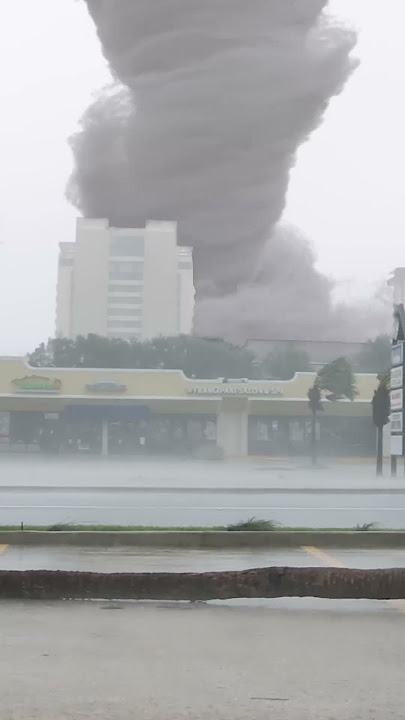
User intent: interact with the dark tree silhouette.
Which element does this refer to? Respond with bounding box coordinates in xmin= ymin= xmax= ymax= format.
xmin=308 ymin=358 xmax=357 ymax=465
xmin=307 ymin=384 xmax=323 ymax=466
xmin=263 ymin=344 xmax=310 ymax=380
xmin=372 ymin=373 xmax=390 ymax=477
xmin=355 ymin=335 xmax=391 ymax=374
xmin=28 ymin=334 xmax=257 ymax=379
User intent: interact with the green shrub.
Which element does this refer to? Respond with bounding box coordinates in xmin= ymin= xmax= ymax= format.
xmin=227 ymin=517 xmax=279 ymax=532
xmin=354 ymin=522 xmax=379 ymax=532
xmin=47 ymin=522 xmax=73 ymax=532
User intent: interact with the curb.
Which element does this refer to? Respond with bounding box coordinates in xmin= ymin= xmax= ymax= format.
xmin=1 ymin=531 xmax=405 ymax=549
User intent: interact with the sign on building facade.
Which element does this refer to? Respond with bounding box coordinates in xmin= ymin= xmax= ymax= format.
xmin=390 ymin=306 xmax=405 ymax=456
xmin=12 ymin=376 xmax=62 ymax=394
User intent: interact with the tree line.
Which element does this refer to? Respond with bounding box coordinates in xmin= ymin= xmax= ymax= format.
xmin=28 ymin=333 xmax=391 ymax=379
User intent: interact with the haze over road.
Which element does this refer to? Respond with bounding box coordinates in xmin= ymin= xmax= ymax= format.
xmin=0 ymin=456 xmax=403 ymax=528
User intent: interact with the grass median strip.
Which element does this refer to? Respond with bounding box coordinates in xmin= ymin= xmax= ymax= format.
xmin=0 ymin=524 xmax=404 ymax=532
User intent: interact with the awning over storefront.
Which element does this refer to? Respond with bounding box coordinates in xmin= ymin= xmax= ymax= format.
xmin=63 ymin=405 xmax=151 ymax=421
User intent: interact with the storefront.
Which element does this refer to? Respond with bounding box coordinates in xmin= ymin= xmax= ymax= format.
xmin=248 ymin=414 xmax=376 ymax=458
xmin=0 ymin=358 xmax=378 ymax=458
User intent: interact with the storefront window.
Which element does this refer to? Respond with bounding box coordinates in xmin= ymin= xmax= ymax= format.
xmin=256 ymin=421 xmax=269 ymax=442
xmin=204 ymin=420 xmax=217 ymax=441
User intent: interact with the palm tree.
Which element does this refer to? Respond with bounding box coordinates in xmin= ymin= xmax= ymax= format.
xmin=372 ymin=372 xmax=390 ymax=477
xmin=316 ymin=357 xmax=357 ymax=402
xmin=308 ymin=358 xmax=357 ymax=465
xmin=307 ymin=384 xmax=323 ymax=465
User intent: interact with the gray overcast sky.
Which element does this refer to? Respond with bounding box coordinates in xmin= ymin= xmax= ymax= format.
xmin=0 ymin=0 xmax=403 ymax=354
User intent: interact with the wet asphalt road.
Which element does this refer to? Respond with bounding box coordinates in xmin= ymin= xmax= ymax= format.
xmin=1 ymin=458 xmax=405 ymax=720
xmin=2 ymin=597 xmax=405 ymax=720
xmin=0 ymin=455 xmax=404 ymax=528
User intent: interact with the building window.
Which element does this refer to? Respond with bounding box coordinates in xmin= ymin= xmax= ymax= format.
xmin=109 ymin=259 xmax=144 ymax=280
xmin=109 ymin=235 xmax=144 ymax=257
xmin=108 ymin=296 xmax=143 ymax=305
xmin=108 ymin=270 xmax=143 ymax=280
xmin=107 ymin=320 xmax=143 ymax=329
xmin=109 ymin=271 xmax=144 ymax=281
xmin=108 ymin=283 xmax=143 ymax=293
xmin=107 ymin=332 xmax=142 ymax=341
xmin=108 ymin=308 xmax=142 ymax=317
xmin=109 ymin=260 xmax=143 ymax=271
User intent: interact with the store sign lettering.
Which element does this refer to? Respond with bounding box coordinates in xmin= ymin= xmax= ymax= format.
xmin=390 ymin=388 xmax=403 ymax=411
xmin=391 ymin=434 xmax=403 ymax=456
xmin=86 ymin=381 xmax=127 ymax=393
xmin=391 ymin=411 xmax=403 ymax=433
xmin=391 ymin=366 xmax=403 ymax=390
xmin=187 ymin=386 xmax=284 ymax=397
xmin=12 ymin=376 xmax=62 ymax=393
xmin=392 ymin=344 xmax=403 ymax=367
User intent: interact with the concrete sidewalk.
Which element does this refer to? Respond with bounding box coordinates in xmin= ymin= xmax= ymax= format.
xmin=1 ymin=599 xmax=404 ymax=719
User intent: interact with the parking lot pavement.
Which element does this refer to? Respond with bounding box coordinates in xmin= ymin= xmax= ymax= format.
xmin=0 ymin=545 xmax=309 ymax=573
xmin=1 ymin=543 xmax=405 ymax=719
xmin=1 ymin=543 xmax=405 ymax=574
xmin=0 ymin=598 xmax=405 ymax=720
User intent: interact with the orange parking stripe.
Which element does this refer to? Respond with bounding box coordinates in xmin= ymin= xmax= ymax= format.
xmin=302 ymin=545 xmax=405 ymax=614
xmin=301 ymin=545 xmax=346 ymax=568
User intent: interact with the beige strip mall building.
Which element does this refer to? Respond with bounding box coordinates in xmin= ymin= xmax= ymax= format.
xmin=0 ymin=357 xmax=378 ymax=458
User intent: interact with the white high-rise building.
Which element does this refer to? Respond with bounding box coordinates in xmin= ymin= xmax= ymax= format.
xmin=388 ymin=267 xmax=405 ymax=308
xmin=56 ymin=219 xmax=194 ymax=341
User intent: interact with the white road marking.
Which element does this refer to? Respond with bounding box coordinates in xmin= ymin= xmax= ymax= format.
xmin=0 ymin=505 xmax=403 ymax=511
